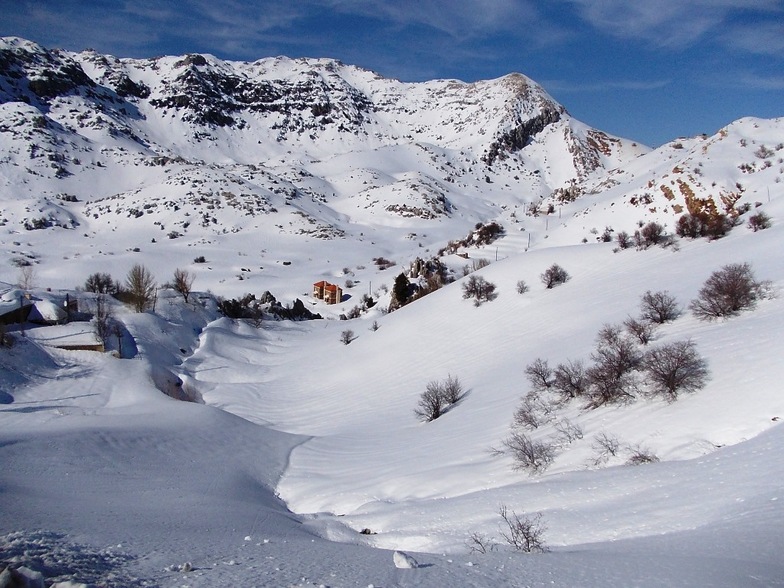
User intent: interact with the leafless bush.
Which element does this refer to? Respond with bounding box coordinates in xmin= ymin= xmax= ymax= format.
xmin=373 ymin=257 xmax=396 ymax=270
xmin=466 ymin=532 xmax=497 ymax=554
xmin=513 ymin=391 xmax=556 ymax=430
xmin=370 ymin=320 xmax=380 ymax=332
xmin=625 ymin=445 xmax=660 ymax=465
xmin=516 ymin=280 xmax=529 ymax=294
xmin=639 ymin=290 xmax=681 ymax=324
xmin=634 ymin=222 xmax=668 ymax=249
xmin=525 ymin=358 xmax=553 ymax=391
xmin=747 ymin=211 xmax=771 ymax=232
xmin=590 ymin=432 xmax=621 ymax=466
xmin=585 ymin=325 xmax=642 ymax=407
xmin=441 ymin=374 xmax=464 ymax=404
xmin=462 ymin=275 xmax=498 ymax=306
xmin=498 ymin=505 xmax=548 ymax=553
xmin=540 ymin=264 xmax=570 ymax=289
xmin=616 ymin=231 xmax=632 ymax=249
xmin=503 ymin=430 xmax=556 ymax=473
xmin=689 ymin=262 xmax=762 ymax=320
xmin=340 ymin=329 xmax=355 ymax=345
xmin=415 ymin=380 xmax=447 ymax=422
xmin=642 ymin=340 xmax=709 ymax=401
xmin=552 ymin=359 xmax=587 ymax=400
xmin=554 ymin=418 xmax=584 ymax=443
xmin=623 ymin=316 xmax=656 ymax=345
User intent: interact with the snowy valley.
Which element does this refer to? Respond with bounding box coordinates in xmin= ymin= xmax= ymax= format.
xmin=1 ymin=37 xmax=783 ymax=587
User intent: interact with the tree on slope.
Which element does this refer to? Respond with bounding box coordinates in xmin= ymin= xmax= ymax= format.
xmin=173 ymin=268 xmax=195 ymax=303
xmin=392 ymin=272 xmax=411 ymax=309
xmin=126 ymin=264 xmax=157 ymax=313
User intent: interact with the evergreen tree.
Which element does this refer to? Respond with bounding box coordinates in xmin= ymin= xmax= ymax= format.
xmin=393 ymin=272 xmax=411 ymax=308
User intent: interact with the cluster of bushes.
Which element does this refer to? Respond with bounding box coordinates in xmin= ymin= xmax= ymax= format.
xmin=415 ymin=375 xmax=465 ymax=422
xmin=84 ymin=265 xmax=160 ymax=313
xmin=675 ymin=211 xmax=734 ymax=240
xmin=615 ymin=222 xmax=670 ymax=251
xmin=502 ymin=262 xmax=768 ymax=475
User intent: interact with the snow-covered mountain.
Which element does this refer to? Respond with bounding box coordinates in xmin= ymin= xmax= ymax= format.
xmin=1 ymin=37 xmax=783 ymax=587
xmin=0 ymin=36 xmax=645 ymax=290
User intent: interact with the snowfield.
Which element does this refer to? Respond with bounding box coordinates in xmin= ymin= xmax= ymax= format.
xmin=1 ymin=38 xmax=783 ymax=586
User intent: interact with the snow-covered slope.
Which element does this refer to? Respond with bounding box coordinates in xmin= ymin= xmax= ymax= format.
xmin=1 ymin=37 xmax=783 ymax=587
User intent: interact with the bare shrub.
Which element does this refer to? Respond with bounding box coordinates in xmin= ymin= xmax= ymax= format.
xmin=642 ymin=340 xmax=709 ymax=401
xmin=623 ymin=316 xmax=656 ymax=345
xmin=554 ymin=418 xmax=584 ymax=443
xmin=441 ymin=374 xmax=464 ymax=404
xmin=689 ymin=262 xmax=762 ymax=320
xmin=125 ymin=264 xmax=156 ymax=313
xmin=370 ymin=320 xmax=380 ymax=332
xmin=498 ymin=505 xmax=548 ymax=553
xmin=585 ymin=325 xmax=642 ymax=408
xmin=516 ymin=280 xmax=529 ymax=294
xmin=172 ymin=268 xmax=195 ymax=303
xmin=747 ymin=211 xmax=771 ymax=232
xmin=503 ymin=430 xmax=556 ymax=473
xmin=590 ymin=432 xmax=621 ymax=466
xmin=625 ymin=445 xmax=660 ymax=465
xmin=634 ymin=221 xmax=668 ymax=249
xmin=462 ymin=275 xmax=498 ymax=306
xmin=540 ymin=264 xmax=570 ymax=289
xmin=525 ymin=358 xmax=553 ymax=391
xmin=340 ymin=329 xmax=355 ymax=345
xmin=616 ymin=231 xmax=632 ymax=249
xmin=639 ymin=290 xmax=681 ymax=324
xmin=513 ymin=391 xmax=556 ymax=430
xmin=551 ymin=359 xmax=587 ymax=400
xmin=373 ymin=257 xmax=396 ymax=270
xmin=415 ymin=381 xmax=446 ymax=422
xmin=466 ymin=532 xmax=497 ymax=554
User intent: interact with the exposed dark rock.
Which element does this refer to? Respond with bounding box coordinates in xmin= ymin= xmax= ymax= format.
xmin=483 ymin=106 xmax=563 ymax=165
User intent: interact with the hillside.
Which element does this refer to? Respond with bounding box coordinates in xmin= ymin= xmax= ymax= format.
xmin=0 ymin=38 xmax=783 ymax=587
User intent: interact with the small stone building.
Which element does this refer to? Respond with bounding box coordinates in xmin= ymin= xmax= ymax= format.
xmin=313 ymin=280 xmax=343 ymax=305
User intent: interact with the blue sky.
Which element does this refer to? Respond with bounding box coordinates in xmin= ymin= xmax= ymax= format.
xmin=1 ymin=0 xmax=782 ymax=146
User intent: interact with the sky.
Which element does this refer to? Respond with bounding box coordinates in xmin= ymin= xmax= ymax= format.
xmin=1 ymin=0 xmax=782 ymax=147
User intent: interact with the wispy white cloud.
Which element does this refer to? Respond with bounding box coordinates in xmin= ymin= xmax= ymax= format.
xmin=565 ymin=0 xmax=784 ymax=52
xmin=723 ymin=21 xmax=784 ymax=56
xmin=542 ymin=78 xmax=672 ymax=93
xmin=736 ymin=72 xmax=784 ymax=90
xmin=321 ymin=0 xmax=538 ymax=39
